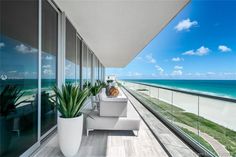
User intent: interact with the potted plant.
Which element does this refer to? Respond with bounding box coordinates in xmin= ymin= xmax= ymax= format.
xmin=90 ymin=83 xmax=102 ymax=109
xmin=0 ymin=85 xmax=24 ymax=155
xmin=82 ymin=81 xmax=91 ymax=89
xmin=52 ymin=84 xmax=90 ymax=157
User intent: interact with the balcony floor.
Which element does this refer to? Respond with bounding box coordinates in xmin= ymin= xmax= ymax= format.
xmin=31 ymin=88 xmax=198 ymax=157
xmin=32 ymin=120 xmax=168 ymax=157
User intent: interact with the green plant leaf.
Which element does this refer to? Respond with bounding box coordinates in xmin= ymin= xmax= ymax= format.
xmin=52 ymin=84 xmax=89 ymax=118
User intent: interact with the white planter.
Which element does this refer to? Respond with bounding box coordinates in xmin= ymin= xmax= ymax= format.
xmin=58 ymin=114 xmax=83 ymax=157
xmin=92 ymin=96 xmax=97 ymax=102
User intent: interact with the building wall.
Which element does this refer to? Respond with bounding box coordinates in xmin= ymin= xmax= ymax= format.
xmin=0 ymin=0 xmax=105 ymax=156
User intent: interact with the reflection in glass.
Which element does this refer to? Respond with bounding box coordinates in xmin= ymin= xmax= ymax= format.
xmin=87 ymin=50 xmax=92 ymax=83
xmin=93 ymin=55 xmax=98 ymax=83
xmin=65 ymin=18 xmax=76 ymax=84
xmin=82 ymin=43 xmax=88 ymax=88
xmin=41 ymin=0 xmax=58 ymax=135
xmin=76 ymin=37 xmax=81 ymax=87
xmin=0 ymin=0 xmax=38 ymax=156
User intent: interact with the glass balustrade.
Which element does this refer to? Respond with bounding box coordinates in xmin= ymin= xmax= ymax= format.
xmin=121 ymin=81 xmax=236 ymax=157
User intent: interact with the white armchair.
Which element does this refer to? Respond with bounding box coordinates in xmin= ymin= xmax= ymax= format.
xmin=99 ymin=87 xmax=128 ymax=117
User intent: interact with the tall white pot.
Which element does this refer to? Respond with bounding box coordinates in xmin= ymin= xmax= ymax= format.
xmin=58 ymin=114 xmax=83 ymax=157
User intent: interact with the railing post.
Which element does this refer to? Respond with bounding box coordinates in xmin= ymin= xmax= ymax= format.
xmin=171 ymin=91 xmax=174 ymax=123
xmin=197 ymin=96 xmax=200 ymax=136
xmin=149 ymin=86 xmax=151 ymax=96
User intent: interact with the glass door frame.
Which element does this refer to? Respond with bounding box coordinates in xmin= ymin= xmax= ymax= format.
xmin=76 ymin=34 xmax=82 ymax=88
xmin=19 ymin=0 xmax=62 ymax=156
xmin=39 ymin=0 xmax=61 ymax=141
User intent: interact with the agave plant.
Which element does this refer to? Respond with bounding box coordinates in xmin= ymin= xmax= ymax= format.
xmin=90 ymin=83 xmax=103 ymax=96
xmin=0 ymin=85 xmax=24 ymax=117
xmin=82 ymin=81 xmax=91 ymax=89
xmin=96 ymin=80 xmax=102 ymax=85
xmin=52 ymin=84 xmax=90 ymax=118
xmin=100 ymin=82 xmax=107 ymax=88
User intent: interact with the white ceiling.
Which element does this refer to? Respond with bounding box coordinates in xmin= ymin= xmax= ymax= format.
xmin=54 ymin=0 xmax=189 ymax=67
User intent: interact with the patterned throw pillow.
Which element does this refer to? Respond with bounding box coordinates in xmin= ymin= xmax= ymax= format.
xmin=109 ymin=86 xmax=119 ymax=97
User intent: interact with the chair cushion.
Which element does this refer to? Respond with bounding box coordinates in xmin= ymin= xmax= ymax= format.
xmin=86 ymin=102 xmax=141 ymax=131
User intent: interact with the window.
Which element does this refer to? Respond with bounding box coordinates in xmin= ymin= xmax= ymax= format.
xmin=41 ymin=0 xmax=58 ymax=135
xmin=93 ymin=56 xmax=97 ymax=81
xmin=65 ymin=18 xmax=76 ymax=84
xmin=87 ymin=49 xmax=92 ymax=83
xmin=76 ymin=36 xmax=81 ymax=87
xmin=98 ymin=62 xmax=100 ymax=81
xmin=82 ymin=42 xmax=88 ymax=88
xmin=0 ymin=0 xmax=38 ymax=156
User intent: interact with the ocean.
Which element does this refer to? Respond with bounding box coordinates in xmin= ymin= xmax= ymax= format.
xmin=0 ymin=79 xmax=57 ymax=95
xmin=124 ymin=79 xmax=236 ymax=99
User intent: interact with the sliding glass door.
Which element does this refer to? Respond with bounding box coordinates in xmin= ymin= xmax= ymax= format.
xmin=0 ymin=0 xmax=60 ymax=156
xmin=76 ymin=36 xmax=81 ymax=87
xmin=87 ymin=50 xmax=92 ymax=84
xmin=0 ymin=0 xmax=39 ymax=156
xmin=65 ymin=18 xmax=76 ymax=84
xmin=41 ymin=0 xmax=58 ymax=136
xmin=82 ymin=42 xmax=88 ymax=88
xmin=0 ymin=0 xmax=104 ymax=156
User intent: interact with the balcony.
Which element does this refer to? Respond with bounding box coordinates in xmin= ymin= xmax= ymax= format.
xmin=30 ymin=81 xmax=236 ymax=157
xmin=1 ymin=0 xmax=235 ymax=157
xmin=121 ymin=81 xmax=236 ymax=157
xmin=32 ymin=86 xmax=199 ymax=157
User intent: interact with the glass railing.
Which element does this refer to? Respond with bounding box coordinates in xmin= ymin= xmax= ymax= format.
xmin=121 ymin=81 xmax=236 ymax=157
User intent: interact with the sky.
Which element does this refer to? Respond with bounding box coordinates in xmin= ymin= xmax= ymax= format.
xmin=106 ymin=0 xmax=236 ymax=80
xmin=0 ymin=35 xmax=57 ymax=79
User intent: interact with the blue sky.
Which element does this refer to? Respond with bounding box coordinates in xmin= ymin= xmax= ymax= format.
xmin=0 ymin=35 xmax=57 ymax=79
xmin=106 ymin=0 xmax=236 ymax=80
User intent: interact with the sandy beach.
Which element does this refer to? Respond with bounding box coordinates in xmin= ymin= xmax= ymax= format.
xmin=124 ymin=82 xmax=236 ymax=131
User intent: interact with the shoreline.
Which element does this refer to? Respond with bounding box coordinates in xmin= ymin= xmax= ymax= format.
xmin=125 ymin=81 xmax=236 ymax=131
xmin=124 ymin=79 xmax=236 ymax=99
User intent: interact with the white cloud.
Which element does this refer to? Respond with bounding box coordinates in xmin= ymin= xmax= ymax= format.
xmin=151 ymin=73 xmax=157 ymax=77
xmin=45 ymin=55 xmax=53 ymax=60
xmin=174 ymin=18 xmax=198 ymax=31
xmin=15 ymin=44 xmax=37 ymax=54
xmin=222 ymin=72 xmax=236 ymax=76
xmin=136 ymin=56 xmax=143 ymax=60
xmin=182 ymin=50 xmax=195 ymax=56
xmin=43 ymin=69 xmax=53 ymax=75
xmin=182 ymin=46 xmax=210 ymax=56
xmin=155 ymin=65 xmax=164 ymax=74
xmin=134 ymin=72 xmax=142 ymax=76
xmin=174 ymin=65 xmax=183 ymax=70
xmin=127 ymin=72 xmax=142 ymax=77
xmin=207 ymin=72 xmax=215 ymax=75
xmin=172 ymin=57 xmax=184 ymax=62
xmin=0 ymin=42 xmax=5 ymax=49
xmin=195 ymin=46 xmax=210 ymax=56
xmin=218 ymin=45 xmax=231 ymax=52
xmin=65 ymin=63 xmax=72 ymax=70
xmin=42 ymin=64 xmax=51 ymax=69
xmin=145 ymin=54 xmax=156 ymax=64
xmin=194 ymin=72 xmax=205 ymax=76
xmin=171 ymin=70 xmax=183 ymax=76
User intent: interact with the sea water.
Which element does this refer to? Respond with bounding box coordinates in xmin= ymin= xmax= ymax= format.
xmin=124 ymin=79 xmax=236 ymax=99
